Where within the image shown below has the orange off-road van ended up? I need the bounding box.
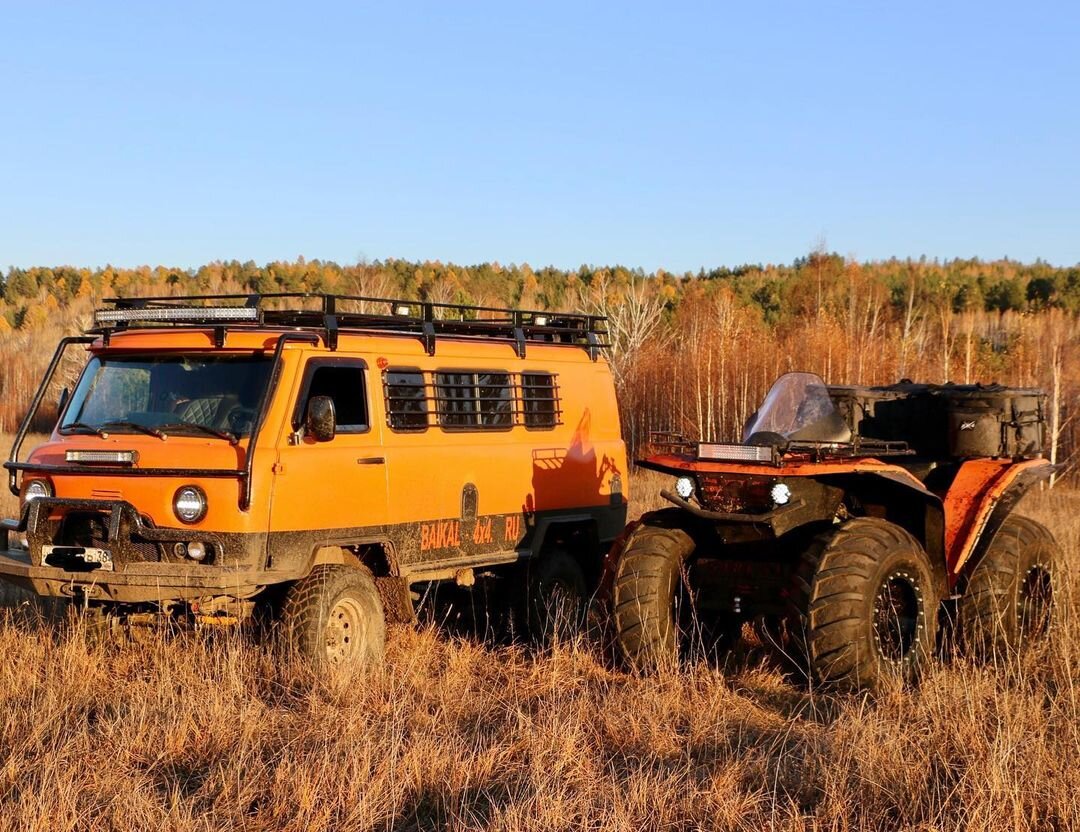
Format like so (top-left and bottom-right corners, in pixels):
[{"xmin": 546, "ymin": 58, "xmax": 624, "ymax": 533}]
[{"xmin": 0, "ymin": 294, "xmax": 627, "ymax": 667}]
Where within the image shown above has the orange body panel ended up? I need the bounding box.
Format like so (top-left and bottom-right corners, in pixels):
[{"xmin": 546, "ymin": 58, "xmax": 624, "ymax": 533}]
[
  {"xmin": 644, "ymin": 450, "xmax": 1053, "ymax": 588},
  {"xmin": 941, "ymin": 457, "xmax": 1053, "ymax": 577},
  {"xmin": 643, "ymin": 453, "xmax": 929, "ymax": 491},
  {"xmin": 21, "ymin": 328, "xmax": 626, "ymax": 548}
]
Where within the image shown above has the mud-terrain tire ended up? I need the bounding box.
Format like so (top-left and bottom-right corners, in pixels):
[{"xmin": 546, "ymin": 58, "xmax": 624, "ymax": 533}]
[
  {"xmin": 281, "ymin": 565, "xmax": 385, "ymax": 671},
  {"xmin": 612, "ymin": 524, "xmax": 695, "ymax": 673},
  {"xmin": 525, "ymin": 548, "xmax": 587, "ymax": 645},
  {"xmin": 791, "ymin": 518, "xmax": 938, "ymax": 691},
  {"xmin": 0, "ymin": 581, "xmax": 67, "ymax": 628},
  {"xmin": 958, "ymin": 515, "xmax": 1059, "ymax": 659}
]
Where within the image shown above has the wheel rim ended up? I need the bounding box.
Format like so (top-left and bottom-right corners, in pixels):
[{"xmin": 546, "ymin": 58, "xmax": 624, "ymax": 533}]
[
  {"xmin": 1019, "ymin": 565, "xmax": 1053, "ymax": 638},
  {"xmin": 872, "ymin": 571, "xmax": 921, "ymax": 663},
  {"xmin": 324, "ymin": 597, "xmax": 366, "ymax": 665}
]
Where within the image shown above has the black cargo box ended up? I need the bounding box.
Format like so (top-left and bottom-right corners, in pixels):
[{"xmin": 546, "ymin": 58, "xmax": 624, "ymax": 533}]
[{"xmin": 827, "ymin": 382, "xmax": 1045, "ymax": 460}]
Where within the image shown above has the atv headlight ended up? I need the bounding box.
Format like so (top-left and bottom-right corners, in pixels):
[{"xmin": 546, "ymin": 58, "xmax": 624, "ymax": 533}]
[
  {"xmin": 173, "ymin": 485, "xmax": 207, "ymax": 524},
  {"xmin": 23, "ymin": 479, "xmax": 52, "ymax": 503},
  {"xmin": 674, "ymin": 476, "xmax": 695, "ymax": 500},
  {"xmin": 770, "ymin": 482, "xmax": 792, "ymax": 506}
]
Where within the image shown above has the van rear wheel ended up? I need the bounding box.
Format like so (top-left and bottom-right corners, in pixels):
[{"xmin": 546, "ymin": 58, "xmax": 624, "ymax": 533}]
[
  {"xmin": 281, "ymin": 565, "xmax": 385, "ymax": 671},
  {"xmin": 525, "ymin": 548, "xmax": 587, "ymax": 644}
]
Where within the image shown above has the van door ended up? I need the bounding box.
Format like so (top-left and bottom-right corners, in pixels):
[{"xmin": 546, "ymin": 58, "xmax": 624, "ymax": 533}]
[{"xmin": 269, "ymin": 356, "xmax": 389, "ymax": 548}]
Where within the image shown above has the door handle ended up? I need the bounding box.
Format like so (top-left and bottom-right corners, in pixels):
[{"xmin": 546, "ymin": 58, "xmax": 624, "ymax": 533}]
[{"xmin": 356, "ymin": 456, "xmax": 386, "ymax": 465}]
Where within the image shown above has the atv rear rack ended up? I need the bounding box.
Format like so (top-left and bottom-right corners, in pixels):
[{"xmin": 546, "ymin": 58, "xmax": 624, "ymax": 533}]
[{"xmin": 90, "ymin": 292, "xmax": 609, "ymax": 359}]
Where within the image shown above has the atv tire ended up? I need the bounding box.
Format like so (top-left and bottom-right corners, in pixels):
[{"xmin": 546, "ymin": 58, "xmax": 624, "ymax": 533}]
[
  {"xmin": 958, "ymin": 515, "xmax": 1059, "ymax": 659},
  {"xmin": 791, "ymin": 517, "xmax": 938, "ymax": 691},
  {"xmin": 612, "ymin": 523, "xmax": 695, "ymax": 673},
  {"xmin": 281, "ymin": 565, "xmax": 385, "ymax": 672}
]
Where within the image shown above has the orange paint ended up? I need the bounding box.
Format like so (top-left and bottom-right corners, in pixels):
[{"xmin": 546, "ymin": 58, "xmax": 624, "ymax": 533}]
[
  {"xmin": 19, "ymin": 326, "xmax": 627, "ymax": 552},
  {"xmin": 943, "ymin": 457, "xmax": 1053, "ymax": 577}
]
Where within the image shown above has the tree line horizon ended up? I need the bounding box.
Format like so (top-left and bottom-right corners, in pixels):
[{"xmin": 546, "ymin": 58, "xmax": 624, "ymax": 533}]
[{"xmin": 0, "ymin": 251, "xmax": 1077, "ymax": 480}]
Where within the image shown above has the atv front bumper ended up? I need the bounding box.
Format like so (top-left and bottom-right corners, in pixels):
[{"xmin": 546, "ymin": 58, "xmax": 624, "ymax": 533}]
[{"xmin": 661, "ymin": 490, "xmax": 813, "ymax": 536}]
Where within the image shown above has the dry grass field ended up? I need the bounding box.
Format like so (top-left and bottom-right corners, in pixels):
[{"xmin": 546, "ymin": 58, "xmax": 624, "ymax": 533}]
[{"xmin": 1, "ymin": 469, "xmax": 1078, "ymax": 830}]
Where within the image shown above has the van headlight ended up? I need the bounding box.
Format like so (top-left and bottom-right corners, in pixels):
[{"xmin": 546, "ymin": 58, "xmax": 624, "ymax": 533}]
[
  {"xmin": 23, "ymin": 479, "xmax": 52, "ymax": 503},
  {"xmin": 173, "ymin": 485, "xmax": 207, "ymax": 523},
  {"xmin": 674, "ymin": 476, "xmax": 695, "ymax": 500}
]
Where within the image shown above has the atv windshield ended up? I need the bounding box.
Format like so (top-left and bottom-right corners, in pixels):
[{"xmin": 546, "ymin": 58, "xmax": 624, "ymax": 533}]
[
  {"xmin": 60, "ymin": 354, "xmax": 273, "ymax": 439},
  {"xmin": 742, "ymin": 372, "xmax": 850, "ymax": 443}
]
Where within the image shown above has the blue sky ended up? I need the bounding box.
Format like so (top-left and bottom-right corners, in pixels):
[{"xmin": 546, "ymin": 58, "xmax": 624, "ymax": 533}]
[{"xmin": 1, "ymin": 1, "xmax": 1078, "ymax": 273}]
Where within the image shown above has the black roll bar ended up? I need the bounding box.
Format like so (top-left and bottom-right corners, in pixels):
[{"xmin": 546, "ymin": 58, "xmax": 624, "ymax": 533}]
[
  {"xmin": 7, "ymin": 336, "xmax": 96, "ymax": 496},
  {"xmin": 5, "ymin": 331, "xmax": 322, "ymax": 512}
]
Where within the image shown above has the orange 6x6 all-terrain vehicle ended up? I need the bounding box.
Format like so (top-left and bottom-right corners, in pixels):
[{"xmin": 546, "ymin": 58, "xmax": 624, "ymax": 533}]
[
  {"xmin": 608, "ymin": 372, "xmax": 1060, "ymax": 690},
  {"xmin": 0, "ymin": 294, "xmax": 627, "ymax": 668}
]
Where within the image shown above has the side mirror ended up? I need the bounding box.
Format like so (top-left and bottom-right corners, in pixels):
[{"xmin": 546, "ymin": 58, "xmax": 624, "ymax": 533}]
[
  {"xmin": 57, "ymin": 387, "xmax": 70, "ymax": 414},
  {"xmin": 305, "ymin": 395, "xmax": 336, "ymax": 442}
]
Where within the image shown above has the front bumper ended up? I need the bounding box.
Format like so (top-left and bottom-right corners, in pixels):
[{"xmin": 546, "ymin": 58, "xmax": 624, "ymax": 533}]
[
  {"xmin": 660, "ymin": 490, "xmax": 812, "ymax": 536},
  {"xmin": 0, "ymin": 497, "xmax": 272, "ymax": 604}
]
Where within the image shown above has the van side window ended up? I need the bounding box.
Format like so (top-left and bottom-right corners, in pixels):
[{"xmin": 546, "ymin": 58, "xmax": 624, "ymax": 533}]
[
  {"xmin": 435, "ymin": 371, "xmax": 513, "ymax": 429},
  {"xmin": 479, "ymin": 373, "xmax": 513, "ymax": 427},
  {"xmin": 521, "ymin": 372, "xmax": 559, "ymax": 428},
  {"xmin": 385, "ymin": 370, "xmax": 428, "ymax": 431},
  {"xmin": 302, "ymin": 363, "xmax": 369, "ymax": 433}
]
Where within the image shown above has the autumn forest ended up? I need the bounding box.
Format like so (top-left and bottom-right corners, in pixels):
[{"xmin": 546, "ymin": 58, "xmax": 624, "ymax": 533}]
[{"xmin": 1, "ymin": 252, "xmax": 1078, "ymax": 479}]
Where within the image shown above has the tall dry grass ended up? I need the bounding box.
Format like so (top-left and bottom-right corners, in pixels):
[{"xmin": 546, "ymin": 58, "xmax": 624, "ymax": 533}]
[{"xmin": 0, "ymin": 477, "xmax": 1078, "ymax": 830}]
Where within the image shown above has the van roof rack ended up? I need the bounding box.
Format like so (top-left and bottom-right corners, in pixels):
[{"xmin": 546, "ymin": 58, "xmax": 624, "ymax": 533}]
[{"xmin": 89, "ymin": 292, "xmax": 609, "ymax": 360}]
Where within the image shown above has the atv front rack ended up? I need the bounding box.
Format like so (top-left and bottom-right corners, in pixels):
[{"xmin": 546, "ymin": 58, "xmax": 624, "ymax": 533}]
[{"xmin": 648, "ymin": 432, "xmax": 913, "ymax": 466}]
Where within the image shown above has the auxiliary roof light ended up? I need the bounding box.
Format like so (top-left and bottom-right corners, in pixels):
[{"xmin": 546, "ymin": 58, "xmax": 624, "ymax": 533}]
[{"xmin": 95, "ymin": 306, "xmax": 260, "ymax": 325}]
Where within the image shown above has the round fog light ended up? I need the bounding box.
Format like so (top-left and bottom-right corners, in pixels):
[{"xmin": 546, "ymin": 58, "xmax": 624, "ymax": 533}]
[
  {"xmin": 771, "ymin": 483, "xmax": 792, "ymax": 506},
  {"xmin": 186, "ymin": 541, "xmax": 207, "ymax": 562},
  {"xmin": 675, "ymin": 476, "xmax": 695, "ymax": 500}
]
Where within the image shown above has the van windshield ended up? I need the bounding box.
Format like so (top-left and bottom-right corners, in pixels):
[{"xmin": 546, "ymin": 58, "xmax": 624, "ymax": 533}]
[{"xmin": 61, "ymin": 354, "xmax": 273, "ymax": 439}]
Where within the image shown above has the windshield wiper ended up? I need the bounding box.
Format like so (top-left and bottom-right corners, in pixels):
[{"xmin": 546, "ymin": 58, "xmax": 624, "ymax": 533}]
[
  {"xmin": 157, "ymin": 421, "xmax": 238, "ymax": 444},
  {"xmin": 99, "ymin": 420, "xmax": 168, "ymax": 440},
  {"xmin": 61, "ymin": 421, "xmax": 107, "ymax": 437}
]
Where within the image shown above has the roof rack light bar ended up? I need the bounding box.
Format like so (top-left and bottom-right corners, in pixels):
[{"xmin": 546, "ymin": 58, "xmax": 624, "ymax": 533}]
[
  {"xmin": 90, "ymin": 292, "xmax": 609, "ymax": 360},
  {"xmin": 95, "ymin": 306, "xmax": 260, "ymax": 325}
]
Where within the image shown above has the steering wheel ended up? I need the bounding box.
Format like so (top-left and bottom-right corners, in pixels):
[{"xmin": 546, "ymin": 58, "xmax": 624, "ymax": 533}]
[{"xmin": 227, "ymin": 407, "xmax": 257, "ymax": 434}]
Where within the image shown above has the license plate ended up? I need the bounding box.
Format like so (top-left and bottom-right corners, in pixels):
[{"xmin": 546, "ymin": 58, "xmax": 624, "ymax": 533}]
[{"xmin": 41, "ymin": 545, "xmax": 114, "ymax": 571}]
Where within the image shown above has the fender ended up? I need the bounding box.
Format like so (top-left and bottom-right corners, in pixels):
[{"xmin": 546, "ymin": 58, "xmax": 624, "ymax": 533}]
[
  {"xmin": 597, "ymin": 507, "xmax": 695, "ymax": 604},
  {"xmin": 815, "ymin": 469, "xmax": 948, "ymax": 597},
  {"xmin": 598, "ymin": 517, "xmax": 643, "ymax": 605},
  {"xmin": 944, "ymin": 458, "xmax": 1056, "ymax": 589}
]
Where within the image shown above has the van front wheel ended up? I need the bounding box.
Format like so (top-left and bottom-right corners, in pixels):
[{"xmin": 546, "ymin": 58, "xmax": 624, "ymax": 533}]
[{"xmin": 281, "ymin": 565, "xmax": 386, "ymax": 671}]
